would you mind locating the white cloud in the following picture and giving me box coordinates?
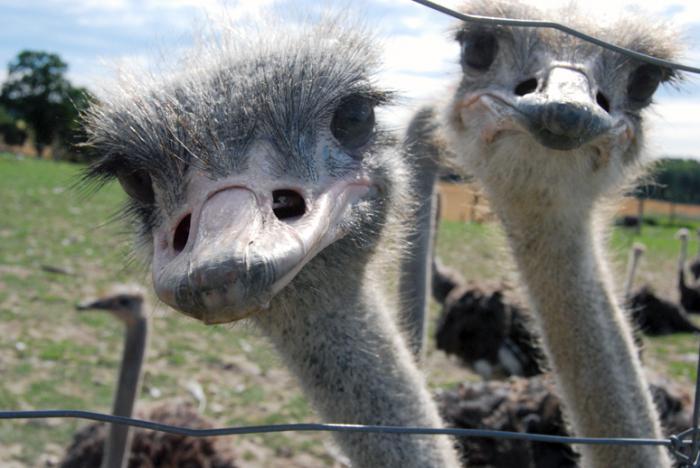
[383,32,457,75]
[67,52,153,94]
[36,0,279,30]
[647,100,700,158]
[2,0,699,159]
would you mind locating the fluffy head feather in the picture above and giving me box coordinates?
[444,0,683,217]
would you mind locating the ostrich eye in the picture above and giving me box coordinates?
[461,33,498,71]
[331,95,375,150]
[117,297,130,308]
[627,64,665,104]
[117,169,155,204]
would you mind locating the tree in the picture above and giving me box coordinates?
[0,50,89,157]
[634,158,700,205]
[0,104,27,146]
[52,85,93,161]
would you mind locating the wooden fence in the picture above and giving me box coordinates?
[438,182,700,223]
[437,183,494,223]
[617,197,700,222]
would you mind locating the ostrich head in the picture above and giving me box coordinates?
[445,1,682,209]
[77,284,146,326]
[83,20,401,325]
[677,228,690,241]
[632,242,646,258]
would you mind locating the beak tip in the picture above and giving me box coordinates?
[76,299,98,311]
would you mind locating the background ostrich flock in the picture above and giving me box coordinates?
[3,1,700,467]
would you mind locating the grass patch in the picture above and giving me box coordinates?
[2,152,699,465]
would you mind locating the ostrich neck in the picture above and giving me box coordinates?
[494,204,669,467]
[623,251,641,299]
[104,317,148,468]
[253,255,459,468]
[679,236,688,271]
[400,105,444,359]
[400,163,438,358]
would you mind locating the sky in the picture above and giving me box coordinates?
[1,0,700,159]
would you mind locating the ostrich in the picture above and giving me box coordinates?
[434,280,545,378]
[438,375,577,468]
[63,285,147,468]
[82,19,460,468]
[430,188,545,377]
[408,1,683,466]
[678,228,700,313]
[434,243,693,378]
[432,255,466,304]
[623,242,700,335]
[59,286,237,468]
[437,373,692,468]
[430,195,543,377]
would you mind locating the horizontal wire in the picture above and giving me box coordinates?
[410,0,700,75]
[0,409,683,447]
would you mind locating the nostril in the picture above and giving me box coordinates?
[173,214,191,253]
[514,78,538,96]
[596,92,610,113]
[272,189,306,221]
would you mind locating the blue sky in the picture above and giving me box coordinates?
[2,0,700,159]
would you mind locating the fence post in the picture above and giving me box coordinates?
[636,197,644,235]
[670,202,677,225]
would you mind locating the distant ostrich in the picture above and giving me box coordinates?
[435,242,689,377]
[62,286,147,468]
[429,192,545,377]
[629,287,700,336]
[430,200,543,377]
[623,242,700,335]
[82,19,459,467]
[59,286,236,468]
[432,255,466,304]
[410,1,683,466]
[437,374,692,468]
[434,279,545,378]
[678,228,700,313]
[438,376,577,468]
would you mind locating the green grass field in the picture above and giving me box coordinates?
[1,153,699,466]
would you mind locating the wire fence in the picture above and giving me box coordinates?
[2,380,700,466]
[3,1,700,467]
[411,0,700,74]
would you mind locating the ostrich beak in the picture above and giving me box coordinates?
[516,66,613,151]
[76,298,110,311]
[152,177,371,324]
